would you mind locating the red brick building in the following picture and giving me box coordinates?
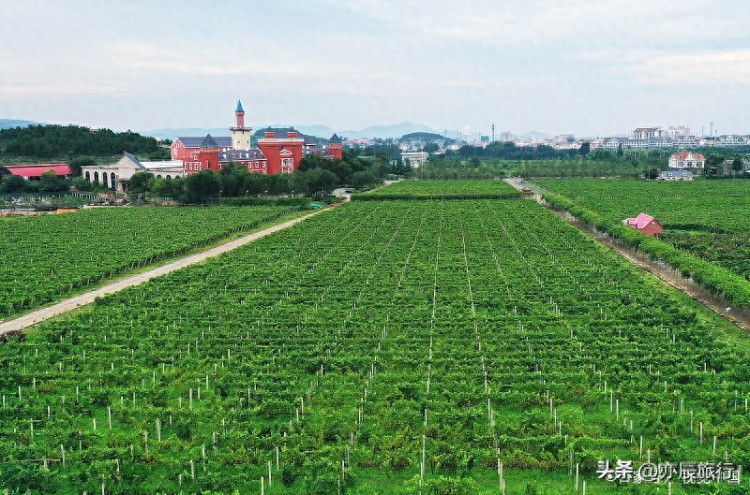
[171,100,342,175]
[256,129,305,174]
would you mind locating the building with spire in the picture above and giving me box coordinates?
[169,100,343,176]
[230,100,252,151]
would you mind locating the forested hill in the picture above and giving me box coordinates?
[0,125,166,160]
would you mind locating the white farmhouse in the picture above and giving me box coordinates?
[668,151,705,169]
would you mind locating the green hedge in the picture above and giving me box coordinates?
[351,192,521,201]
[220,197,314,207]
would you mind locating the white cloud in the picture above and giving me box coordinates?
[0,82,132,99]
[615,50,750,86]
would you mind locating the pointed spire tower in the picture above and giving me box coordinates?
[231,99,252,151]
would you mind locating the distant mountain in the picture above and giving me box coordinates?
[293,125,335,138]
[400,132,456,144]
[519,131,550,141]
[0,119,40,130]
[143,124,336,141]
[340,123,439,139]
[143,128,232,140]
[143,123,438,141]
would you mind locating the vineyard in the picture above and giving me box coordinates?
[0,206,300,319]
[354,180,521,200]
[2,197,750,494]
[536,179,750,281]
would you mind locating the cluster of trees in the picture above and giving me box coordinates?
[447,141,581,160]
[422,148,748,179]
[297,153,393,187]
[135,150,393,203]
[0,170,90,194]
[0,125,169,160]
[129,166,344,204]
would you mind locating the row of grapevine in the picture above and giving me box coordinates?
[542,190,750,311]
[538,178,750,281]
[353,180,521,201]
[0,206,300,319]
[1,199,749,493]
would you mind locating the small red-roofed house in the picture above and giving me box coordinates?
[623,213,663,236]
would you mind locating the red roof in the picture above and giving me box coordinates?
[4,164,71,177]
[671,151,705,161]
[625,213,660,229]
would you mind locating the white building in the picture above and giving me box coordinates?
[632,127,662,140]
[664,126,691,139]
[401,151,429,167]
[657,169,694,181]
[718,135,744,146]
[82,153,185,192]
[668,151,705,169]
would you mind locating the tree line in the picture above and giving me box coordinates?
[0,125,169,160]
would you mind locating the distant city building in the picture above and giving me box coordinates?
[657,169,695,181]
[664,126,691,139]
[717,135,744,146]
[648,136,673,148]
[674,135,698,147]
[632,127,662,140]
[554,134,575,145]
[401,151,429,167]
[669,151,705,169]
[3,163,71,180]
[598,138,624,149]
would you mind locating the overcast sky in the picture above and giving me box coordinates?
[2,0,748,137]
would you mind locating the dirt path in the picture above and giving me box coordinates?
[0,207,331,336]
[504,178,750,333]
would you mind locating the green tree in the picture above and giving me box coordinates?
[129,172,155,195]
[579,141,591,157]
[300,168,338,199]
[220,164,243,197]
[68,157,96,177]
[70,176,93,191]
[0,174,28,193]
[39,170,67,192]
[351,170,381,188]
[616,143,624,157]
[184,170,222,204]
[151,177,184,199]
[732,157,744,175]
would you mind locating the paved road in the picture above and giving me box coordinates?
[0,208,329,335]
